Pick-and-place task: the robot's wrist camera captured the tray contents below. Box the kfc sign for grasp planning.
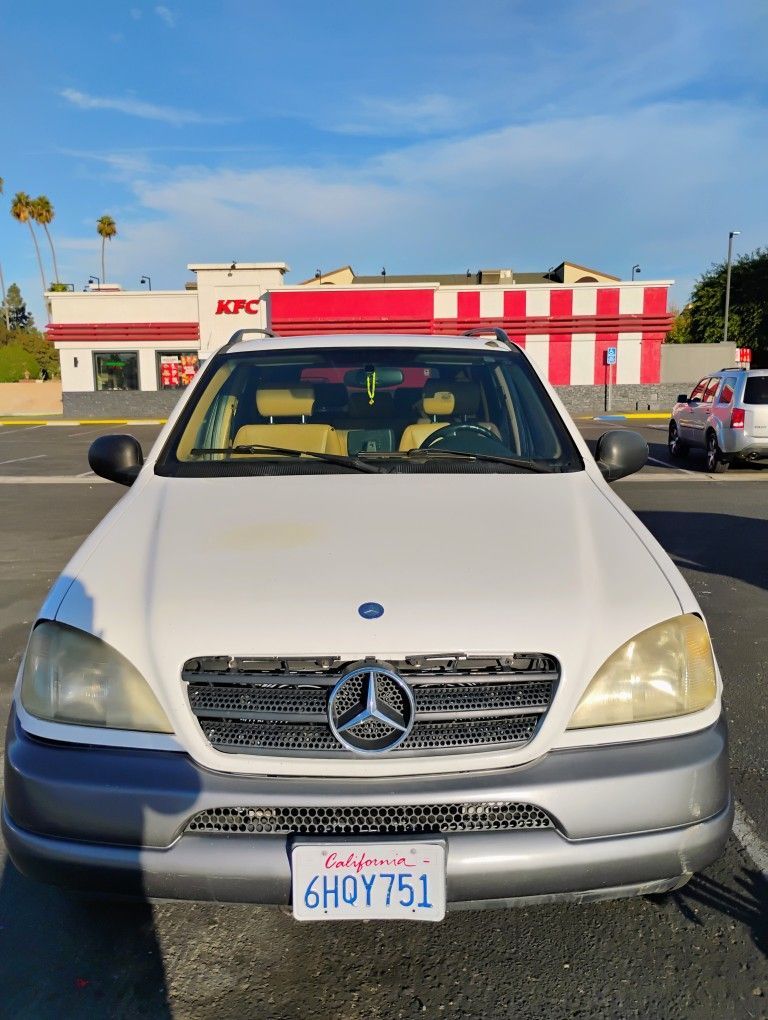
[215,298,260,315]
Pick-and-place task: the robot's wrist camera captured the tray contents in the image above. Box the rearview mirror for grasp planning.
[677,393,689,404]
[88,434,144,486]
[343,367,404,388]
[595,429,647,482]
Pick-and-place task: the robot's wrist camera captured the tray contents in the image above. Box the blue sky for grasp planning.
[1,0,767,323]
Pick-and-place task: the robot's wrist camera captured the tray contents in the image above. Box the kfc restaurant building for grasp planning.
[46,261,676,417]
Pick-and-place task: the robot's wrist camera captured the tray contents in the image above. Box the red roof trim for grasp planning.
[46,322,200,343]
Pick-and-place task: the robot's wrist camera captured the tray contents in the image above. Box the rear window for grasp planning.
[744,377,768,404]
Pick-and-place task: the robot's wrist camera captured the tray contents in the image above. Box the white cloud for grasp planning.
[56,99,768,312]
[329,93,472,136]
[154,5,175,27]
[129,7,142,19]
[59,88,230,126]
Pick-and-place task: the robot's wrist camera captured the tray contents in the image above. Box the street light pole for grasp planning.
[631,264,641,281]
[723,230,740,344]
[140,275,152,291]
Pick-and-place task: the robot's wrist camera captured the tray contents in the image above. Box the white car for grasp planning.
[3,329,732,921]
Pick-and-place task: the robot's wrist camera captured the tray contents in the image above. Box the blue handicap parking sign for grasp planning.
[606,347,617,365]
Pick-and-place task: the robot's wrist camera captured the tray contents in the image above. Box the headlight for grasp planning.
[20,621,173,732]
[567,614,717,729]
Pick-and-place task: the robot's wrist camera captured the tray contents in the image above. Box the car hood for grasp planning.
[56,470,681,692]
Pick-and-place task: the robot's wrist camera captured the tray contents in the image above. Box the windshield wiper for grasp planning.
[190,444,382,473]
[359,449,554,473]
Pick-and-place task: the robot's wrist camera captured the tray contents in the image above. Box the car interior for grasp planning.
[174,348,571,465]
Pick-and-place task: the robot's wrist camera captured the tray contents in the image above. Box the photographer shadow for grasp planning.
[0,576,199,1018]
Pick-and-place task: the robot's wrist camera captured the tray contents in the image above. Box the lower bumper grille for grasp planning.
[183,653,558,759]
[185,802,554,836]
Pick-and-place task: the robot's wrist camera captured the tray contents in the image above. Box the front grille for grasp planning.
[185,802,554,836]
[183,654,557,758]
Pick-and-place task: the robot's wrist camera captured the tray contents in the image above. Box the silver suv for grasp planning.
[669,368,768,472]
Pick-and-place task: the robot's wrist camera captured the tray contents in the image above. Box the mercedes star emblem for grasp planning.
[328,665,415,754]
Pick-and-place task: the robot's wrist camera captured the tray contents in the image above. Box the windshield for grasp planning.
[157,344,583,476]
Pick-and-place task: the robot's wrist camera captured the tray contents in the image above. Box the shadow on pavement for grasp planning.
[0,864,170,1018]
[673,868,768,958]
[0,576,197,1018]
[636,511,768,591]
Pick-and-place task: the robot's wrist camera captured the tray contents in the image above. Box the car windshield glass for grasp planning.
[158,344,583,476]
[744,377,768,404]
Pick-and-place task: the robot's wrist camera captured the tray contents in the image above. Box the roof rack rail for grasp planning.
[219,328,280,354]
[463,327,518,351]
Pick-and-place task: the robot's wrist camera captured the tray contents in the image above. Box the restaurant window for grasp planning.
[93,351,139,391]
[157,351,200,389]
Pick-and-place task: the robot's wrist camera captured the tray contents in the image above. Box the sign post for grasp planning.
[605,347,617,412]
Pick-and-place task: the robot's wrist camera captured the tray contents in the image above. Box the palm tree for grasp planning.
[96,215,117,284]
[0,177,8,329]
[32,195,60,284]
[11,191,47,296]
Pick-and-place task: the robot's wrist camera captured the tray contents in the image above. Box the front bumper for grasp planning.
[3,710,733,908]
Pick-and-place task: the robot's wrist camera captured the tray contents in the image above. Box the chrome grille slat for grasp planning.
[185,802,555,835]
[196,715,541,757]
[183,654,558,758]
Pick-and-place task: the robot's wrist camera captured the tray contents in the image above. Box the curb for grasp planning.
[0,419,167,427]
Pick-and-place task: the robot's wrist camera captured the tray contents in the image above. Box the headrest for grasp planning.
[422,391,455,416]
[450,381,481,416]
[313,383,348,412]
[256,387,314,417]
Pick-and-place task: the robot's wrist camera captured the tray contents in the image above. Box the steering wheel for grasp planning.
[420,423,500,449]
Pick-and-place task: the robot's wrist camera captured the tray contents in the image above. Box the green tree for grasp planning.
[96,214,117,283]
[666,304,692,344]
[0,177,8,330]
[0,344,40,383]
[685,248,768,359]
[0,282,59,378]
[31,195,60,284]
[10,191,47,296]
[2,282,34,330]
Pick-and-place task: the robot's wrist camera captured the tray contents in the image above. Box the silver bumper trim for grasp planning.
[3,800,733,906]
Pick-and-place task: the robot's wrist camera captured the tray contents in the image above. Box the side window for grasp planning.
[703,377,721,402]
[690,378,709,401]
[717,378,736,404]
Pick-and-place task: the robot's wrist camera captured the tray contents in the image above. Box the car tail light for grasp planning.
[730,408,745,429]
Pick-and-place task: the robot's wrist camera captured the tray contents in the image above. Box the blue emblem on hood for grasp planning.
[358,602,384,620]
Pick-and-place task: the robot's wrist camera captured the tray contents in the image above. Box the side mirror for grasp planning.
[595,429,648,482]
[677,393,689,404]
[88,434,144,486]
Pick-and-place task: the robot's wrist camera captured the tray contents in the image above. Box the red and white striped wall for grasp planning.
[270,283,673,385]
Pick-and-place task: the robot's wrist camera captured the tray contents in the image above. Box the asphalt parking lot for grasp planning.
[0,421,765,1019]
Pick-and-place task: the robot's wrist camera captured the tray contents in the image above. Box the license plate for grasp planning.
[291,841,446,921]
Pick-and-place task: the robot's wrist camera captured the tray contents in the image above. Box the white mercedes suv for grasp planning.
[3,329,732,921]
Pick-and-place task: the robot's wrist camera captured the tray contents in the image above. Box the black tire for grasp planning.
[668,421,688,460]
[706,431,729,473]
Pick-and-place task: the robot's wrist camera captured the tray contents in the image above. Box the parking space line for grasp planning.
[0,454,46,467]
[620,472,768,482]
[733,801,768,879]
[0,424,46,441]
[646,456,698,476]
[0,475,109,484]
